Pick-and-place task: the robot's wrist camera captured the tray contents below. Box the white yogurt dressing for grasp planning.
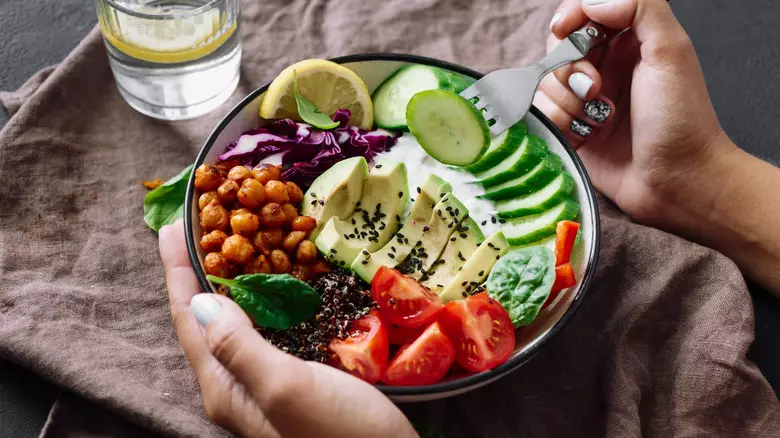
[376,133,502,237]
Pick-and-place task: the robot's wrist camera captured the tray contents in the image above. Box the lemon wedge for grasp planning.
[260,59,374,131]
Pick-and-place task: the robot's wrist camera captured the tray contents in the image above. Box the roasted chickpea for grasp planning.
[194,164,223,191]
[237,178,265,208]
[217,180,239,203]
[204,252,230,277]
[198,191,218,211]
[227,165,251,183]
[291,216,317,233]
[263,228,284,248]
[281,203,298,225]
[243,255,272,274]
[264,180,290,204]
[290,263,310,282]
[230,212,260,236]
[310,259,331,275]
[284,182,304,204]
[252,231,271,255]
[200,230,228,252]
[260,203,286,228]
[251,164,281,185]
[282,231,306,253]
[222,234,255,265]
[215,159,242,176]
[296,240,317,263]
[231,207,251,216]
[200,201,229,232]
[269,249,291,273]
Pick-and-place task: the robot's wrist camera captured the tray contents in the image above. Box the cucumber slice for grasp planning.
[474,135,548,187]
[502,199,580,246]
[496,171,575,218]
[464,121,527,173]
[372,65,450,130]
[444,71,476,94]
[480,153,563,201]
[406,89,490,166]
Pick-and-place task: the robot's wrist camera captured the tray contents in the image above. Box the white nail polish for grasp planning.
[568,73,593,100]
[191,294,222,327]
[584,0,612,5]
[550,12,562,30]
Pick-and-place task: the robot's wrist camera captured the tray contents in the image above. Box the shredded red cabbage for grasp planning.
[218,109,397,188]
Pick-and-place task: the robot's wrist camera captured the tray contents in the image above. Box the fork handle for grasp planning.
[568,22,610,55]
[535,21,611,76]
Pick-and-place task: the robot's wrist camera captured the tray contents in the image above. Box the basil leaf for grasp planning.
[143,165,192,232]
[207,274,321,330]
[293,70,340,130]
[486,246,555,328]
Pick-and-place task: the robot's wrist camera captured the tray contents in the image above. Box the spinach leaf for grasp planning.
[293,70,340,130]
[207,274,321,330]
[143,165,192,232]
[486,246,555,328]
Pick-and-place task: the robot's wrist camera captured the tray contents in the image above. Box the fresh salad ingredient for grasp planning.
[552,263,576,292]
[554,220,580,266]
[315,160,409,267]
[496,172,575,219]
[207,274,320,330]
[372,65,474,130]
[328,310,389,384]
[381,322,455,386]
[144,165,192,232]
[501,199,579,246]
[464,121,527,173]
[301,156,368,238]
[479,152,563,201]
[381,315,426,346]
[439,292,515,372]
[474,135,548,188]
[293,70,339,130]
[438,231,509,302]
[217,113,396,189]
[259,59,374,130]
[422,217,484,295]
[406,89,490,166]
[372,266,444,329]
[486,246,555,328]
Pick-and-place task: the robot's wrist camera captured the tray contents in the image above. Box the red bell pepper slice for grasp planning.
[554,220,580,266]
[542,263,577,309]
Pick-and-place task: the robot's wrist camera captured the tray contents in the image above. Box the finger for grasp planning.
[544,33,605,101]
[534,91,592,148]
[549,0,587,37]
[538,74,614,127]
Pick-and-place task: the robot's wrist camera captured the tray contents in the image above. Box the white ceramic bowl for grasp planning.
[184,54,600,402]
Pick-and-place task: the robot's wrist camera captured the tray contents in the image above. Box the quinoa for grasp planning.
[259,268,375,363]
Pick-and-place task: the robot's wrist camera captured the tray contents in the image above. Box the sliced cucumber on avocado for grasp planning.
[474,134,548,187]
[496,171,575,218]
[502,199,579,246]
[464,121,527,174]
[480,152,563,202]
[406,89,490,166]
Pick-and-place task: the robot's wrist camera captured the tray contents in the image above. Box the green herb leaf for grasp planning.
[293,70,340,130]
[207,274,321,330]
[486,246,555,328]
[143,165,192,232]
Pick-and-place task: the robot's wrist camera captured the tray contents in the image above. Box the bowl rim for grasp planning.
[184,53,601,397]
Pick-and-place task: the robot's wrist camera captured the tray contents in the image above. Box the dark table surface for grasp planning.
[2,0,779,435]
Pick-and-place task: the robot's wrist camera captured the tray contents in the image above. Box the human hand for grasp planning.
[536,0,737,227]
[159,219,417,438]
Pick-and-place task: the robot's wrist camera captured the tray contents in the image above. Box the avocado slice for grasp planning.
[302,157,369,239]
[422,216,485,294]
[351,173,452,283]
[438,231,509,303]
[315,160,408,268]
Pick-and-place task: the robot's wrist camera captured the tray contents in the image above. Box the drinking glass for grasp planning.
[95,0,241,120]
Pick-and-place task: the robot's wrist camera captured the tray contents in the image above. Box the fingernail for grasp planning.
[191,294,222,327]
[568,73,593,100]
[584,0,613,5]
[550,11,563,30]
[584,99,612,123]
[571,119,594,137]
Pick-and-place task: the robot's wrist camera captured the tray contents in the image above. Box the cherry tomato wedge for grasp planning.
[439,292,515,372]
[328,310,389,384]
[554,220,580,266]
[381,321,455,386]
[372,266,444,329]
[378,312,426,345]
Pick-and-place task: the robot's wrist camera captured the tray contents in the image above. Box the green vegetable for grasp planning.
[294,70,339,130]
[412,422,444,438]
[207,274,321,330]
[486,246,555,328]
[143,165,192,232]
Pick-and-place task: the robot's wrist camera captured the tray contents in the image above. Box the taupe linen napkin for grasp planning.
[1,1,778,436]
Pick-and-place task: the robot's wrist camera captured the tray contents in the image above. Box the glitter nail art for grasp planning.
[584,100,612,123]
[571,119,593,137]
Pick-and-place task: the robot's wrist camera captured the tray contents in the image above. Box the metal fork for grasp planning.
[460,22,609,137]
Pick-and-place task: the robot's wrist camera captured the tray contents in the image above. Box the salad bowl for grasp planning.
[184,53,600,402]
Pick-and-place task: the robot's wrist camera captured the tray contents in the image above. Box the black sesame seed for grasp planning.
[437,284,444,288]
[437,210,443,217]
[440,193,446,198]
[448,223,453,228]
[499,219,507,224]
[310,200,318,205]
[460,233,467,239]
[478,270,484,276]
[488,242,495,248]
[491,217,497,224]
[454,208,460,216]
[319,200,325,206]
[391,246,396,252]
[389,298,396,305]
[375,164,383,169]
[416,187,421,194]
[462,291,468,297]
[356,201,361,207]
[362,250,369,255]
[488,299,494,305]
[461,281,468,286]
[398,191,403,198]
[361,260,368,265]
[496,255,500,260]
[330,248,337,254]
[450,237,456,242]
[352,218,356,225]
[423,226,430,232]
[388,253,395,259]
[416,240,422,246]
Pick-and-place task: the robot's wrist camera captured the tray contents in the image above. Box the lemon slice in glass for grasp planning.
[260,59,374,131]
